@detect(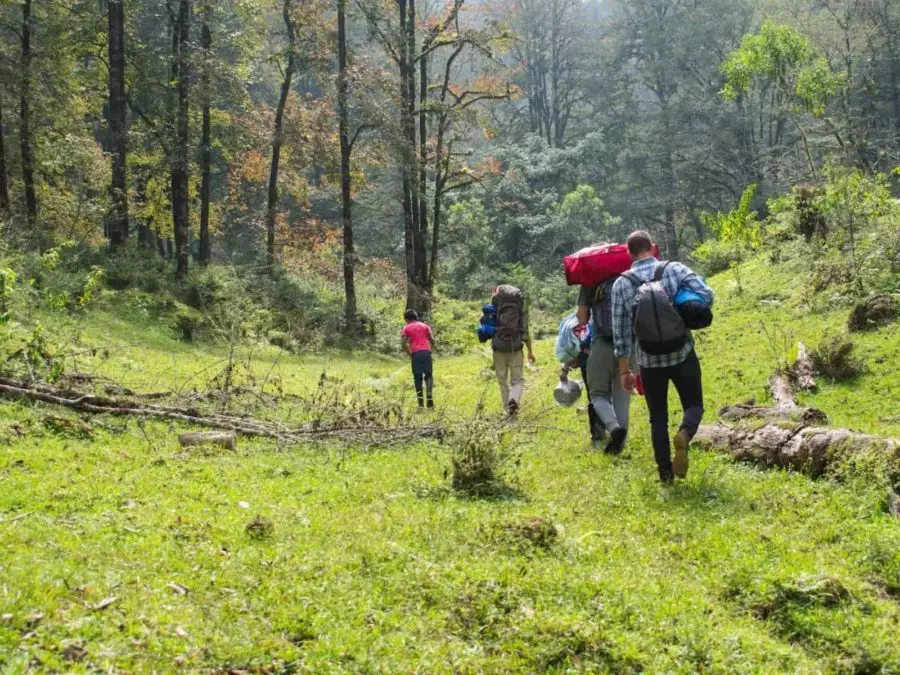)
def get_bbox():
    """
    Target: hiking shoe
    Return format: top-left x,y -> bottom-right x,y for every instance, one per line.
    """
507,400 -> 519,418
673,429 -> 690,478
591,436 -> 605,451
605,427 -> 627,455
